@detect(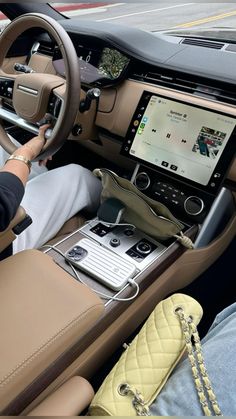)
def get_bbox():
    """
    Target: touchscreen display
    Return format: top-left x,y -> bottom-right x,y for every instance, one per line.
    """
123,92 -> 236,188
